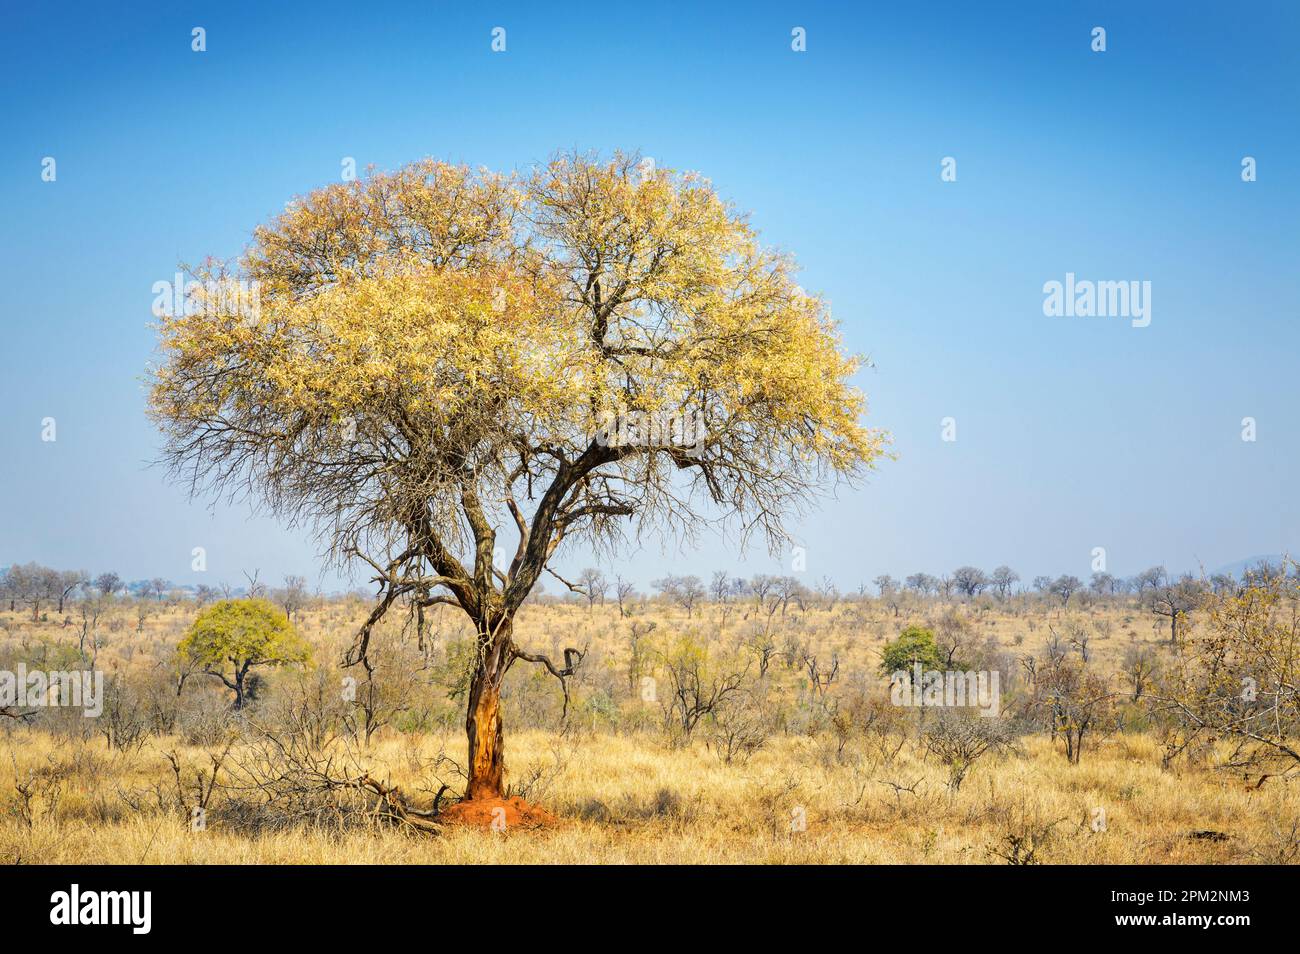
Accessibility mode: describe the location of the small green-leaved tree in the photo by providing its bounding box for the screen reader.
[880,624,945,677]
[178,598,311,709]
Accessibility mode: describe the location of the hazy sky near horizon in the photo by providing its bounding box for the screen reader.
[1,1,1297,593]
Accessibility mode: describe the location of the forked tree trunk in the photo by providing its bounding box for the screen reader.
[465,618,512,800]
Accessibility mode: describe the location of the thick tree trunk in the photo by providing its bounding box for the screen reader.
[465,619,512,800]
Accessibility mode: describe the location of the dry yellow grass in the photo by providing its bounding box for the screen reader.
[1,598,1296,864]
[2,728,1296,864]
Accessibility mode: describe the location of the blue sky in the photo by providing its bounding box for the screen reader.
[1,1,1297,592]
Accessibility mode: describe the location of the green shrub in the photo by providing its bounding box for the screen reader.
[879,625,944,675]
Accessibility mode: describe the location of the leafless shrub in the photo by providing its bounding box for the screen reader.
[986,795,1065,864]
[923,711,1016,792]
[1121,644,1159,703]
[7,751,64,829]
[176,687,236,746]
[802,649,839,698]
[508,723,578,803]
[161,741,232,824]
[1024,632,1119,764]
[877,774,927,818]
[269,668,349,751]
[749,771,803,837]
[707,691,771,764]
[658,640,749,745]
[98,676,149,753]
[1244,815,1300,864]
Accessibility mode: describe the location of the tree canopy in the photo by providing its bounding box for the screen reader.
[880,625,946,675]
[150,153,883,612]
[178,598,310,708]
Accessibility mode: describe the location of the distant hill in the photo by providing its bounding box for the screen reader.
[1211,553,1295,579]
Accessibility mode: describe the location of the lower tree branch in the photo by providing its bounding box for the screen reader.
[511,645,586,717]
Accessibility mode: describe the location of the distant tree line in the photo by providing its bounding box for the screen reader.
[0,562,313,622]
[5,558,1295,649]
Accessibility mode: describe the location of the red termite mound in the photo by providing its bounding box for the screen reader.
[438,795,558,830]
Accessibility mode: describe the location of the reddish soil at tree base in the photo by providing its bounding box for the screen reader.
[438,796,558,830]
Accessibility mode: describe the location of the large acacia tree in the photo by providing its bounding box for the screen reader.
[150,152,887,800]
